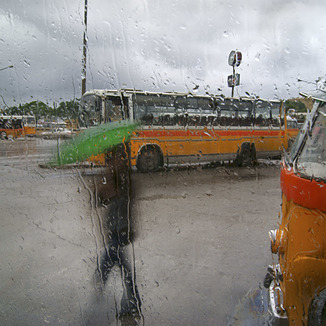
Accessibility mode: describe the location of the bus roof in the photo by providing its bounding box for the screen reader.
[300,91,326,102]
[82,89,280,103]
[83,89,212,98]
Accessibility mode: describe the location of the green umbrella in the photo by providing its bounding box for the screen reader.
[49,121,139,167]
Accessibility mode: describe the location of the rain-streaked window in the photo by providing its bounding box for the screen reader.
[1,1,326,325]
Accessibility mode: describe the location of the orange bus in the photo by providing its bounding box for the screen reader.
[265,91,326,325]
[0,115,36,139]
[79,89,298,171]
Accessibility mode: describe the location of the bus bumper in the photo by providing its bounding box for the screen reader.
[266,265,288,324]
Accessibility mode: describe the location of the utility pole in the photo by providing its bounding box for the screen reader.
[81,0,88,96]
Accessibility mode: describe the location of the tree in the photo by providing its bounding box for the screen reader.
[285,99,307,113]
[3,99,80,122]
[21,101,52,124]
[56,100,79,120]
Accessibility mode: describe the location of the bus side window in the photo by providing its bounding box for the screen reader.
[176,114,187,126]
[4,119,12,129]
[140,114,154,125]
[188,114,201,126]
[12,119,22,129]
[206,115,216,126]
[164,114,176,126]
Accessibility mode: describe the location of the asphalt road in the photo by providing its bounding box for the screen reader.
[0,138,282,325]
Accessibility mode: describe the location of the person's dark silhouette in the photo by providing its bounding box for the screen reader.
[95,143,142,323]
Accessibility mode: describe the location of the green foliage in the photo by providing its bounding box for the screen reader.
[2,99,80,122]
[56,100,79,120]
[284,100,307,113]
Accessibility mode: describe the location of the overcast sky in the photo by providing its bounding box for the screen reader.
[1,0,326,107]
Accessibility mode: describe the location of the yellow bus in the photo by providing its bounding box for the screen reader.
[265,91,326,325]
[79,89,298,171]
[0,115,36,139]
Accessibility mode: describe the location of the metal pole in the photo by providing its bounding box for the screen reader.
[231,65,235,97]
[81,0,88,96]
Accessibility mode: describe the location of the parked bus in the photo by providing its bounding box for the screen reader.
[265,91,326,325]
[79,89,298,171]
[0,115,36,139]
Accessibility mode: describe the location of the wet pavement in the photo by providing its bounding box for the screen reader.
[0,138,283,325]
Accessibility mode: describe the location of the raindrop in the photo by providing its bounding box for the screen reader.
[23,60,30,67]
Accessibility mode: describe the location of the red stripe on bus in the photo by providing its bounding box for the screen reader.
[134,129,284,138]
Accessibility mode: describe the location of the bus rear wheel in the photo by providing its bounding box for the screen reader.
[0,131,7,140]
[136,146,162,173]
[235,144,256,167]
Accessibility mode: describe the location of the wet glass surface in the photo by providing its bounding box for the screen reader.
[0,138,282,325]
[297,106,326,178]
[1,1,326,325]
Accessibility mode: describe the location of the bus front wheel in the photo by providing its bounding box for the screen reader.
[0,131,7,140]
[136,146,162,173]
[308,289,326,326]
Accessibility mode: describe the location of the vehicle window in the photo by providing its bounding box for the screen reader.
[105,97,123,122]
[79,94,102,127]
[296,106,326,179]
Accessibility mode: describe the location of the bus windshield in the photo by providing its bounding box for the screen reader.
[296,104,326,179]
[24,116,36,126]
[79,94,103,127]
[79,93,125,127]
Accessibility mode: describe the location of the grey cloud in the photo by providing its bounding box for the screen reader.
[1,0,326,106]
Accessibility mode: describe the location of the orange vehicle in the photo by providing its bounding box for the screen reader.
[265,91,326,325]
[22,115,37,136]
[79,89,298,171]
[0,115,36,139]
